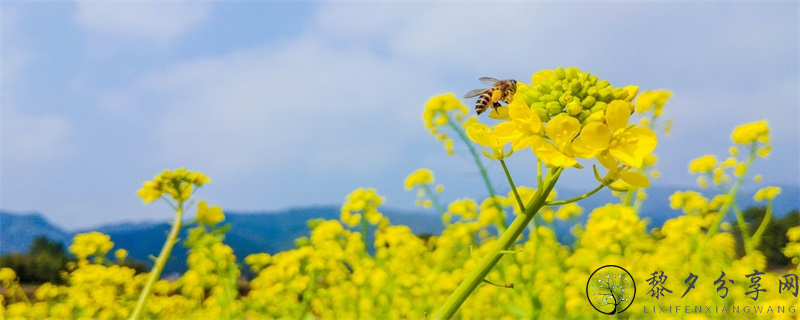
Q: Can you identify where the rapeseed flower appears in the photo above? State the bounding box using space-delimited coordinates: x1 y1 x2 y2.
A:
575 100 657 169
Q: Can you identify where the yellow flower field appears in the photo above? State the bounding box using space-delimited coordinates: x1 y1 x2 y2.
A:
2 68 797 319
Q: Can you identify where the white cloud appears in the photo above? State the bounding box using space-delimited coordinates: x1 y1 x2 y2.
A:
133 35 439 181
2 5 74 167
2 106 74 164
74 2 211 43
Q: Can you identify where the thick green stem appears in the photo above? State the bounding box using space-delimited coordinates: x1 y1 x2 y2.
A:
433 168 562 319
130 200 184 320
445 114 506 231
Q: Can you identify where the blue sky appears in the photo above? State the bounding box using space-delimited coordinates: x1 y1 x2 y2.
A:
2 2 798 230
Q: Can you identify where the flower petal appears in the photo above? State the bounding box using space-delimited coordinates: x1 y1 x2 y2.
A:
609 126 657 168
531 136 578 168
606 100 631 132
545 115 581 146
580 122 611 150
466 123 493 147
508 100 530 120
620 171 650 188
488 106 510 120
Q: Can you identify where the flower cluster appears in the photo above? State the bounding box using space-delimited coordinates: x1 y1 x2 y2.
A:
340 188 386 228
137 168 210 204
422 93 473 155
2 70 796 319
465 68 658 190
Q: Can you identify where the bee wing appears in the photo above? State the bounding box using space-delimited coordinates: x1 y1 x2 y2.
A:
479 77 500 85
463 88 489 98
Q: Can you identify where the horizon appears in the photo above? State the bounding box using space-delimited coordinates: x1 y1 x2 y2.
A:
2 2 798 230
4 183 798 234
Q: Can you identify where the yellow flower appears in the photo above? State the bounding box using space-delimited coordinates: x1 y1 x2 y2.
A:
448 198 478 220
69 231 114 261
753 186 781 202
492 100 544 152
114 249 128 262
576 100 657 168
0 268 16 287
404 169 434 190
556 203 582 220
465 122 513 160
731 120 769 145
196 200 225 225
137 168 210 204
688 155 717 174
423 93 471 155
530 114 582 168
341 188 384 227
635 90 672 116
595 152 651 188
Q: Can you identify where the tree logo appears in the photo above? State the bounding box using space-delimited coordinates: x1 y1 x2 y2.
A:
586 265 636 315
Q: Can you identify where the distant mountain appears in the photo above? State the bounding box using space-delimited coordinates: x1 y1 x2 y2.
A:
0 207 443 275
0 211 71 254
1 185 797 274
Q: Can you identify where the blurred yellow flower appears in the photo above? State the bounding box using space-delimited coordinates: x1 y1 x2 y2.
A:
688 155 717 174
731 120 769 145
196 200 225 225
404 169 434 190
753 186 781 202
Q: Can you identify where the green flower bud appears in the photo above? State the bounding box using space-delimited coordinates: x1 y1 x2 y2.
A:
555 67 566 80
566 101 582 116
579 71 590 82
546 101 562 115
577 110 590 122
613 88 629 100
590 101 607 113
597 88 613 102
596 79 610 89
532 105 549 121
581 96 596 108
565 67 579 80
570 79 582 93
559 93 574 106
540 94 554 103
537 83 551 93
589 75 598 85
587 87 598 97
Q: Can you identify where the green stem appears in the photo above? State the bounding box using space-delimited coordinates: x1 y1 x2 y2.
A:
537 160 543 189
433 167 563 319
130 200 184 320
361 213 369 246
500 159 524 212
732 204 754 255
705 144 755 240
546 184 606 206
422 183 446 216
445 114 506 231
751 201 774 248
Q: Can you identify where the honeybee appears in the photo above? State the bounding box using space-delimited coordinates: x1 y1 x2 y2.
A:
463 77 517 115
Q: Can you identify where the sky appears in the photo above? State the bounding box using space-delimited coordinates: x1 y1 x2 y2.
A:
1 2 798 231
